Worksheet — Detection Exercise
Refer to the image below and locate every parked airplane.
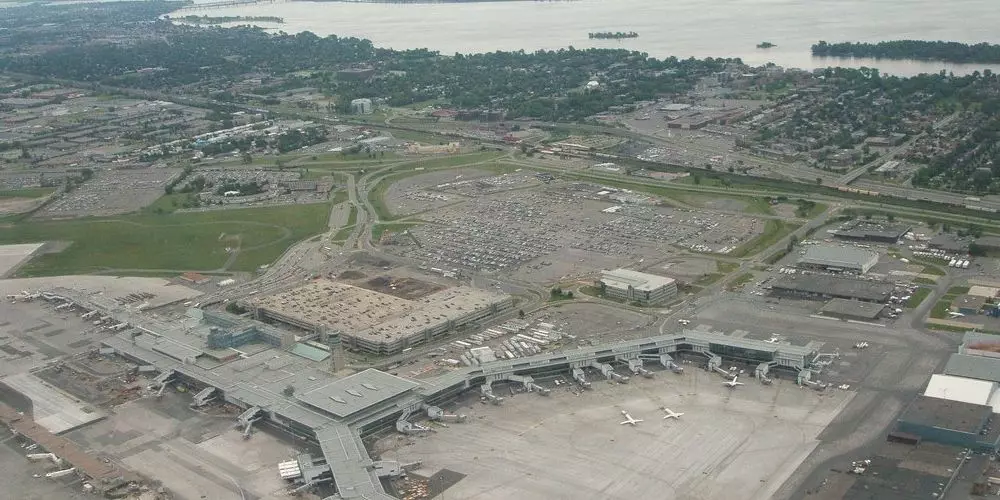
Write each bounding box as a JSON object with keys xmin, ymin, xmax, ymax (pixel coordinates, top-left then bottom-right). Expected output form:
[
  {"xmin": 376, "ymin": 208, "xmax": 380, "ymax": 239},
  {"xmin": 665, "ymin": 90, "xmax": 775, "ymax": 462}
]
[
  {"xmin": 723, "ymin": 375, "xmax": 745, "ymax": 388},
  {"xmin": 948, "ymin": 312, "xmax": 965, "ymax": 318},
  {"xmin": 661, "ymin": 407, "xmax": 684, "ymax": 419},
  {"xmin": 619, "ymin": 410, "xmax": 643, "ymax": 426}
]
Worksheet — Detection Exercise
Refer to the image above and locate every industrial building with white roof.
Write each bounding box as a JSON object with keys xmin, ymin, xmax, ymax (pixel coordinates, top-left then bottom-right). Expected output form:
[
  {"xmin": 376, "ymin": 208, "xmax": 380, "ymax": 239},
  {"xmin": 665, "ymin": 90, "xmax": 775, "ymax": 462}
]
[{"xmin": 797, "ymin": 244, "xmax": 879, "ymax": 274}]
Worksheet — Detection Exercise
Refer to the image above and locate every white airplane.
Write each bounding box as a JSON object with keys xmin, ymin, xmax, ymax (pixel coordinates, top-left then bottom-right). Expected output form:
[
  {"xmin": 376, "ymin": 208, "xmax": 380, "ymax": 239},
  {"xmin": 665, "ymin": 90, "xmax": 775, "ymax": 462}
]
[
  {"xmin": 619, "ymin": 410, "xmax": 643, "ymax": 426},
  {"xmin": 948, "ymin": 312, "xmax": 965, "ymax": 318},
  {"xmin": 723, "ymin": 375, "xmax": 745, "ymax": 388},
  {"xmin": 661, "ymin": 407, "xmax": 684, "ymax": 419}
]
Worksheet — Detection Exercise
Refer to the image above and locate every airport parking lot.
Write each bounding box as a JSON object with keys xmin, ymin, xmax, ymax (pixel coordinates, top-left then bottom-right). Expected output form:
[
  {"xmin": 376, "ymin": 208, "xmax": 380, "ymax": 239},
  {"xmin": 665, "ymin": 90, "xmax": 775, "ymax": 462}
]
[
  {"xmin": 383, "ymin": 176, "xmax": 765, "ymax": 278},
  {"xmin": 381, "ymin": 367, "xmax": 852, "ymax": 500},
  {"xmin": 37, "ymin": 168, "xmax": 180, "ymax": 217}
]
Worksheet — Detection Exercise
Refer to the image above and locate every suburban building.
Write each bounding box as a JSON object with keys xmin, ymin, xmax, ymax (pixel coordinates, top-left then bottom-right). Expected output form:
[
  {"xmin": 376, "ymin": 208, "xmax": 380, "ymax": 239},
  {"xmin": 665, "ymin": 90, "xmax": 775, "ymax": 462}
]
[
  {"xmin": 796, "ymin": 244, "xmax": 879, "ymax": 274},
  {"xmin": 896, "ymin": 395, "xmax": 1000, "ymax": 452},
  {"xmin": 830, "ymin": 220, "xmax": 911, "ymax": 243},
  {"xmin": 770, "ymin": 274, "xmax": 892, "ymax": 303},
  {"xmin": 819, "ymin": 298, "xmax": 884, "ymax": 321},
  {"xmin": 953, "ymin": 294, "xmax": 988, "ymax": 316},
  {"xmin": 597, "ymin": 268, "xmax": 677, "ymax": 305},
  {"xmin": 350, "ymin": 98, "xmax": 373, "ymax": 115}
]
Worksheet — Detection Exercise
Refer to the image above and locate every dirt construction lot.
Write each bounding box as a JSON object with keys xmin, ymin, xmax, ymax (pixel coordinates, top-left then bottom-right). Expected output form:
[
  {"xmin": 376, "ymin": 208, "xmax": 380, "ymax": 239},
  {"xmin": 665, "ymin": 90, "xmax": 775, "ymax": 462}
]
[{"xmin": 383, "ymin": 368, "xmax": 853, "ymax": 500}]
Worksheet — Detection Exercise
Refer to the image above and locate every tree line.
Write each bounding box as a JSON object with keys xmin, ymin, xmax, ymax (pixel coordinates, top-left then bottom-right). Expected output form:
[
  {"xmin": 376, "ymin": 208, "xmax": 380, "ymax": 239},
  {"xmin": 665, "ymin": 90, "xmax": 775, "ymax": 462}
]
[{"xmin": 812, "ymin": 40, "xmax": 1000, "ymax": 63}]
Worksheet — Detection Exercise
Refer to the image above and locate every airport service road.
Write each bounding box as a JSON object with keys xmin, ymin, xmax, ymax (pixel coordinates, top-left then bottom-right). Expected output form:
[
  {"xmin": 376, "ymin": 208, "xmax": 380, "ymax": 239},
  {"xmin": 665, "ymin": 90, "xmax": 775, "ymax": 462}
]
[{"xmin": 381, "ymin": 368, "xmax": 851, "ymax": 500}]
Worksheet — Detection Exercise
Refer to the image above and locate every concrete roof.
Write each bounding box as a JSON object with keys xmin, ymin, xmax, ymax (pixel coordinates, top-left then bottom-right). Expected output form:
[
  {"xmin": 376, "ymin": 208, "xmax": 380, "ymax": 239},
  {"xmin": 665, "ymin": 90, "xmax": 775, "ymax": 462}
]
[
  {"xmin": 296, "ymin": 369, "xmax": 418, "ymax": 419},
  {"xmin": 253, "ymin": 279, "xmax": 510, "ymax": 342},
  {"xmin": 600, "ymin": 268, "xmax": 675, "ymax": 292},
  {"xmin": 968, "ymin": 286, "xmax": 999, "ymax": 299},
  {"xmin": 798, "ymin": 244, "xmax": 878, "ymax": 269},
  {"xmin": 953, "ymin": 294, "xmax": 988, "ymax": 312},
  {"xmin": 923, "ymin": 374, "xmax": 996, "ymax": 406},
  {"xmin": 820, "ymin": 298, "xmax": 884, "ymax": 319},
  {"xmin": 944, "ymin": 353, "xmax": 1000, "ymax": 383},
  {"xmin": 831, "ymin": 220, "xmax": 910, "ymax": 240},
  {"xmin": 900, "ymin": 395, "xmax": 990, "ymax": 435},
  {"xmin": 771, "ymin": 274, "xmax": 892, "ymax": 302}
]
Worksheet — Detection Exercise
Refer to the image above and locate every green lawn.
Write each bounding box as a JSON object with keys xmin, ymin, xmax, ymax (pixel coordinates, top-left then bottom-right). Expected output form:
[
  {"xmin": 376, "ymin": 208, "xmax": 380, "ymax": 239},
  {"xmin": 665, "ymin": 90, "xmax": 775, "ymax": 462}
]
[
  {"xmin": 330, "ymin": 189, "xmax": 349, "ymax": 206},
  {"xmin": 731, "ymin": 220, "xmax": 800, "ymax": 258},
  {"xmin": 930, "ymin": 299, "xmax": 952, "ymax": 319},
  {"xmin": 0, "ymin": 187, "xmax": 56, "ymax": 198},
  {"xmin": 694, "ymin": 273, "xmax": 724, "ymax": 286},
  {"xmin": 371, "ymin": 222, "xmax": 422, "ymax": 242},
  {"xmin": 906, "ymin": 287, "xmax": 932, "ymax": 308},
  {"xmin": 921, "ymin": 264, "xmax": 946, "ymax": 276},
  {"xmin": 716, "ymin": 261, "xmax": 740, "ymax": 274},
  {"xmin": 912, "ymin": 276, "xmax": 937, "ymax": 285},
  {"xmin": 1, "ymin": 203, "xmax": 330, "ymax": 276},
  {"xmin": 725, "ymin": 272, "xmax": 755, "ymax": 290},
  {"xmin": 948, "ymin": 286, "xmax": 971, "ymax": 295}
]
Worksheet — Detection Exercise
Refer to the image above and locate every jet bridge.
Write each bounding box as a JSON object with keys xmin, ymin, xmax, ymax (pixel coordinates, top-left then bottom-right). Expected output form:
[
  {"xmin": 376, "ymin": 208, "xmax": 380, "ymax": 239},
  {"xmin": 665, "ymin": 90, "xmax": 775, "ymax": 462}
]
[
  {"xmin": 395, "ymin": 408, "xmax": 430, "ymax": 435},
  {"xmin": 191, "ymin": 386, "xmax": 218, "ymax": 408},
  {"xmin": 586, "ymin": 361, "xmax": 629, "ymax": 383},
  {"xmin": 423, "ymin": 405, "xmax": 468, "ymax": 422},
  {"xmin": 570, "ymin": 367, "xmax": 592, "ymax": 389},
  {"xmin": 152, "ymin": 369, "xmax": 176, "ymax": 398},
  {"xmin": 236, "ymin": 406, "xmax": 264, "ymax": 439},
  {"xmin": 505, "ymin": 374, "xmax": 551, "ymax": 396}
]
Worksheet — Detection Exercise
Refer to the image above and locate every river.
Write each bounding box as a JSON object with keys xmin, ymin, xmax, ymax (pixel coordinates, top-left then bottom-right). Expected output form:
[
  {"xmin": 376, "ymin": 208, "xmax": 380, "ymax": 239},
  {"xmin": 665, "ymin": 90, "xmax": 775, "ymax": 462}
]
[{"xmin": 169, "ymin": 0, "xmax": 1000, "ymax": 76}]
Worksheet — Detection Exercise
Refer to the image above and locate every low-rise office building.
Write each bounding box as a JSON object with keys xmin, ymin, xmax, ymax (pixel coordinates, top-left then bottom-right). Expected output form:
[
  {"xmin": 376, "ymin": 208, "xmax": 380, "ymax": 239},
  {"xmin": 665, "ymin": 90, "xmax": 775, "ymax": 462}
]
[{"xmin": 597, "ymin": 268, "xmax": 677, "ymax": 305}]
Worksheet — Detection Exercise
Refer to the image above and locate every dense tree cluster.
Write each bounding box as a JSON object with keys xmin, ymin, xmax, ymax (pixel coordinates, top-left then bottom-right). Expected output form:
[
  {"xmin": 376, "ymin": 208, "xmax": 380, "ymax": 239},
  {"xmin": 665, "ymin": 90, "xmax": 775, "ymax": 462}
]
[
  {"xmin": 812, "ymin": 40, "xmax": 1000, "ymax": 63},
  {"xmin": 0, "ymin": 2, "xmax": 728, "ymax": 123}
]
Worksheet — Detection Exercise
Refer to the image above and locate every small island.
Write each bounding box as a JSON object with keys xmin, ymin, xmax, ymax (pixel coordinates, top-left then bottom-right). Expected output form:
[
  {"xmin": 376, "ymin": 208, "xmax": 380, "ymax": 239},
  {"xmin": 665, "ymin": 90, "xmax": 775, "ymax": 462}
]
[
  {"xmin": 589, "ymin": 31, "xmax": 639, "ymax": 40},
  {"xmin": 174, "ymin": 15, "xmax": 285, "ymax": 25},
  {"xmin": 812, "ymin": 40, "xmax": 1000, "ymax": 63},
  {"xmin": 756, "ymin": 41, "xmax": 776, "ymax": 49}
]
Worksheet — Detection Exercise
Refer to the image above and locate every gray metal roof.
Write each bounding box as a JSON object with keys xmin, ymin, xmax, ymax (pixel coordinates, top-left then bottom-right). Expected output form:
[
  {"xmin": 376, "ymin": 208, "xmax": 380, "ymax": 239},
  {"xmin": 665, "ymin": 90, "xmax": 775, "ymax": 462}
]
[
  {"xmin": 899, "ymin": 395, "xmax": 990, "ymax": 434},
  {"xmin": 771, "ymin": 274, "xmax": 892, "ymax": 302},
  {"xmin": 798, "ymin": 245, "xmax": 877, "ymax": 269},
  {"xmin": 944, "ymin": 353, "xmax": 1000, "ymax": 383},
  {"xmin": 821, "ymin": 298, "xmax": 884, "ymax": 319},
  {"xmin": 296, "ymin": 369, "xmax": 418, "ymax": 419}
]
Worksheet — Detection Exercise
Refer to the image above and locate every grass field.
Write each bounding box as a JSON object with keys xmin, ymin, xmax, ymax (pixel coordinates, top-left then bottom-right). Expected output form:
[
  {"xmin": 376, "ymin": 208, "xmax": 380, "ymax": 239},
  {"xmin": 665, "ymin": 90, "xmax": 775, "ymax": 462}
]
[
  {"xmin": 716, "ymin": 261, "xmax": 740, "ymax": 274},
  {"xmin": 725, "ymin": 272, "xmax": 755, "ymax": 291},
  {"xmin": 731, "ymin": 220, "xmax": 800, "ymax": 258},
  {"xmin": 1, "ymin": 203, "xmax": 329, "ymax": 276},
  {"xmin": 371, "ymin": 222, "xmax": 422, "ymax": 242},
  {"xmin": 0, "ymin": 187, "xmax": 56, "ymax": 198},
  {"xmin": 906, "ymin": 287, "xmax": 932, "ymax": 308}
]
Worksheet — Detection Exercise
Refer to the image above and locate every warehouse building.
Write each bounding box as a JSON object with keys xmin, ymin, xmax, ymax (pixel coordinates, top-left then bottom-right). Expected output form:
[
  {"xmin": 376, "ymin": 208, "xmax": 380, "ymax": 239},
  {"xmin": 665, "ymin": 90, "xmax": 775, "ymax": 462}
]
[
  {"xmin": 831, "ymin": 220, "xmax": 911, "ymax": 243},
  {"xmin": 770, "ymin": 274, "xmax": 892, "ymax": 303},
  {"xmin": 819, "ymin": 298, "xmax": 884, "ymax": 321},
  {"xmin": 944, "ymin": 353, "xmax": 1000, "ymax": 384},
  {"xmin": 953, "ymin": 294, "xmax": 989, "ymax": 316},
  {"xmin": 797, "ymin": 244, "xmax": 879, "ymax": 274},
  {"xmin": 896, "ymin": 395, "xmax": 1000, "ymax": 452},
  {"xmin": 597, "ymin": 268, "xmax": 677, "ymax": 305}
]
